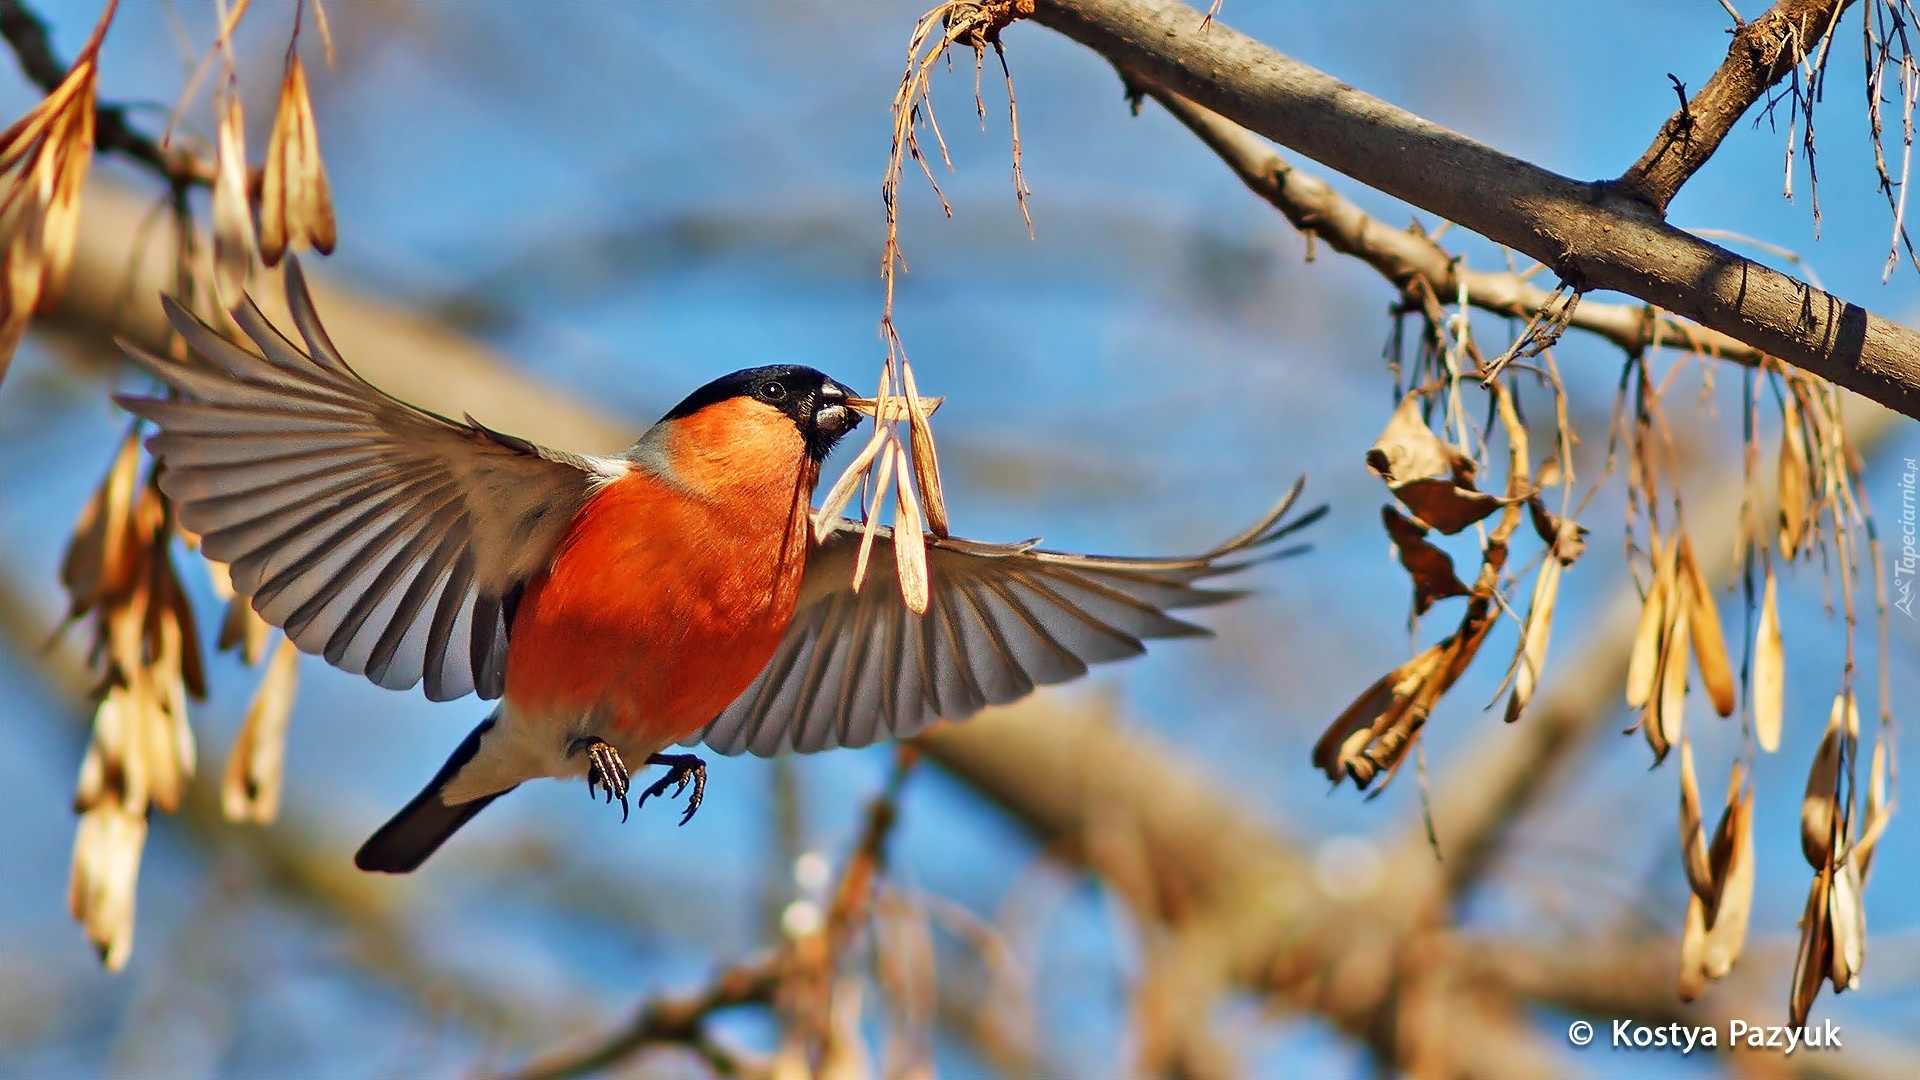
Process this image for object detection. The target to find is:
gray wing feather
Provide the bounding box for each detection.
[689,479,1325,756]
[116,262,606,701]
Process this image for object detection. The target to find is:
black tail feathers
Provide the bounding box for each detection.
[355,716,516,874]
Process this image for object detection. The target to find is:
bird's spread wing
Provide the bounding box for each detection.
[117,262,613,701]
[689,480,1326,756]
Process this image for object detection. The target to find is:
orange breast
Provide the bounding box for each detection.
[503,403,817,746]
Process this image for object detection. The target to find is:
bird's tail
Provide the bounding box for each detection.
[355,714,517,874]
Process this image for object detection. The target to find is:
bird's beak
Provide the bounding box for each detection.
[813,379,861,439]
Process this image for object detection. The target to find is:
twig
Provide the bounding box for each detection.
[485,956,782,1080]
[1617,0,1856,214]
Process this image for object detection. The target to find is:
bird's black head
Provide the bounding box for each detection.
[660,365,862,461]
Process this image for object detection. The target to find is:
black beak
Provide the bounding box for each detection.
[814,379,860,438]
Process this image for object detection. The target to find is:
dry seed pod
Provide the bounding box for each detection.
[1778,389,1812,559]
[1702,769,1753,979]
[850,446,897,593]
[212,93,254,306]
[1858,738,1890,883]
[1655,589,1691,753]
[258,52,337,265]
[845,395,945,422]
[66,800,146,972]
[1678,892,1709,1001]
[891,445,930,615]
[1676,534,1734,717]
[813,423,890,543]
[1503,556,1560,723]
[1753,567,1784,752]
[1802,694,1845,869]
[60,428,142,617]
[899,361,948,539]
[1789,867,1833,1026]
[222,635,300,824]
[1678,739,1713,902]
[211,558,273,665]
[1827,859,1865,991]
[1626,536,1670,709]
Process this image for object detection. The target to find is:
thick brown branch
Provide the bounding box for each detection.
[1030,0,1920,419]
[1618,0,1856,213]
[1150,87,1764,363]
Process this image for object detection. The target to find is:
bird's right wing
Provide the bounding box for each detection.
[690,480,1325,756]
[117,262,618,701]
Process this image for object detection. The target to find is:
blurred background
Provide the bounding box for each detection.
[0,1,1915,1077]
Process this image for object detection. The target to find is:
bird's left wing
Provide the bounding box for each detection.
[117,263,615,701]
[689,480,1325,756]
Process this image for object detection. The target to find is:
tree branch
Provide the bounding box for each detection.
[1029,0,1920,419]
[484,956,780,1080]
[1618,0,1855,213]
[1146,87,1764,363]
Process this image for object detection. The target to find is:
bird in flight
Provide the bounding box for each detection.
[117,263,1323,874]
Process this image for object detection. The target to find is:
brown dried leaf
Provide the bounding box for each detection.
[1753,567,1784,752]
[1778,389,1811,559]
[1802,694,1845,869]
[891,445,930,615]
[1382,505,1468,615]
[1626,536,1671,710]
[258,52,336,265]
[1391,477,1502,535]
[1678,739,1713,903]
[1526,496,1587,565]
[1503,556,1559,724]
[1677,533,1734,718]
[1313,643,1445,782]
[212,93,254,306]
[1702,766,1753,979]
[1367,395,1473,485]
[222,635,299,825]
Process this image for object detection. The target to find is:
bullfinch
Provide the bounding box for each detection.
[115,263,1323,873]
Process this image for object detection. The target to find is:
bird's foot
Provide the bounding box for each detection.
[572,737,631,823]
[638,753,707,826]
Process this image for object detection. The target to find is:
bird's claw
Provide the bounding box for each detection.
[574,737,631,823]
[639,753,707,826]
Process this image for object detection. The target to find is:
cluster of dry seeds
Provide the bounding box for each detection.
[5,0,339,970]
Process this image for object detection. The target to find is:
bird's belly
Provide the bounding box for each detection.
[501,478,807,753]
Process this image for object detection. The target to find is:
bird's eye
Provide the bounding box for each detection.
[759,380,788,401]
